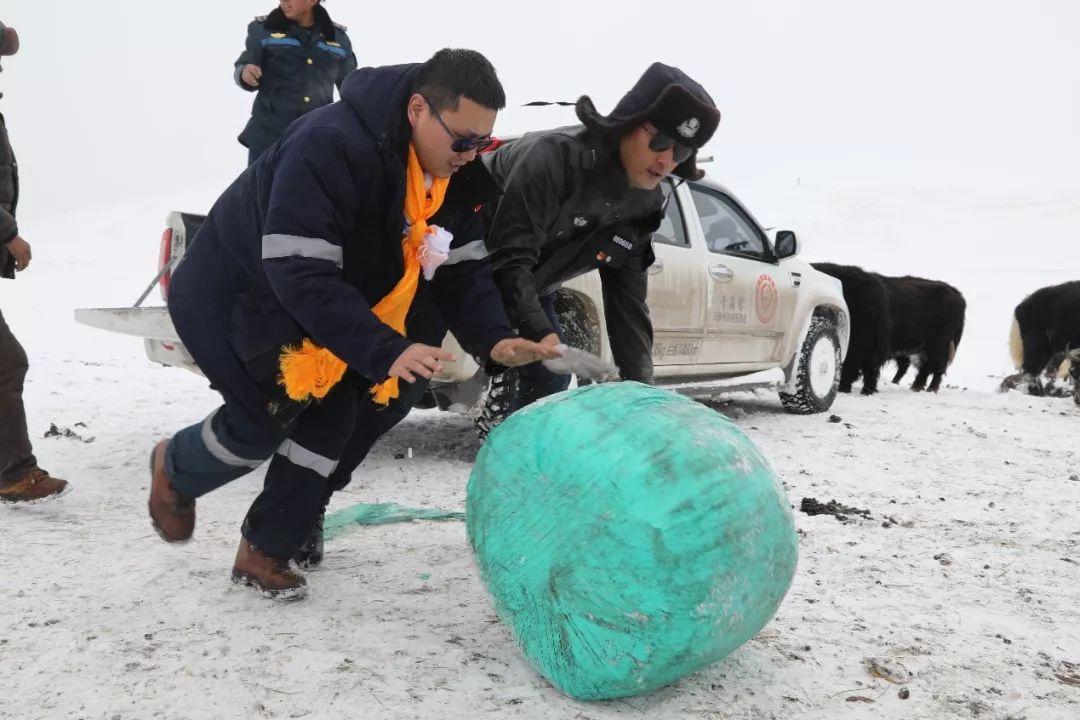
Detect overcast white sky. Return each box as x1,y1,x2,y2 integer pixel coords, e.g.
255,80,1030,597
3,0,1080,222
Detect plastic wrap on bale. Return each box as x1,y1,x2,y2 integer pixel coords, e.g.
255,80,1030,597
466,382,798,701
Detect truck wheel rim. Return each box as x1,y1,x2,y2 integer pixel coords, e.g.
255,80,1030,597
809,336,837,398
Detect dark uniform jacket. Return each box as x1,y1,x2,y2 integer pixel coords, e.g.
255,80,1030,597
0,112,18,279
234,6,357,157
481,126,662,382
170,63,514,428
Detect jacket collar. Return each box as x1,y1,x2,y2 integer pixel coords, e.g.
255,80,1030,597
340,64,502,206
262,5,337,40
339,64,501,267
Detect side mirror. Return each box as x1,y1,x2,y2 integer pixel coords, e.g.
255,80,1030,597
775,230,799,259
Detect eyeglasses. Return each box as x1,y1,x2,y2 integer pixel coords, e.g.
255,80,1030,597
422,95,494,154
644,125,694,164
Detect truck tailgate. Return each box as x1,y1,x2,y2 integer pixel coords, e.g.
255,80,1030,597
74,307,478,383
74,307,180,341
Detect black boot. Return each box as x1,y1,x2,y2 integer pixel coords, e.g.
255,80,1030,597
293,506,325,568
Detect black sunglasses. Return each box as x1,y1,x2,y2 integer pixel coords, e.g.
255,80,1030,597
422,95,495,154
645,125,694,164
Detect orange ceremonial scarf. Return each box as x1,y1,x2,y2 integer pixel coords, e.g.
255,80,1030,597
277,143,449,406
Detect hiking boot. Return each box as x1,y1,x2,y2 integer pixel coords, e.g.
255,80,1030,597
232,539,308,601
0,468,69,503
293,506,325,569
147,439,195,543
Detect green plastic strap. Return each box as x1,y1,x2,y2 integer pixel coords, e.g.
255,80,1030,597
323,502,465,540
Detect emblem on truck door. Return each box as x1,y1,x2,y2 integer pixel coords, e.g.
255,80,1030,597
755,274,778,324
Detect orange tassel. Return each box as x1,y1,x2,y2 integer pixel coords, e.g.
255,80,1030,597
369,377,400,405
276,144,449,405
278,339,348,402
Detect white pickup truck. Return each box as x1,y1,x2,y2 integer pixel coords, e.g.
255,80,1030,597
76,175,849,430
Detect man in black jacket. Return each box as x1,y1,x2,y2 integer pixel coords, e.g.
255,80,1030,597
478,63,719,420
235,1,358,164
148,49,555,599
0,20,71,504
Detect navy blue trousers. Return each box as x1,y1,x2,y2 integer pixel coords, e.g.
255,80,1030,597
166,372,427,560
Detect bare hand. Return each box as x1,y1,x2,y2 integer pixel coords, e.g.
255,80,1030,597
7,235,31,271
389,343,456,383
241,64,262,87
490,337,563,367
539,333,562,348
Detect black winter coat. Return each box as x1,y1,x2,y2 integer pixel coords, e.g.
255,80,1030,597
481,126,662,381
0,112,18,279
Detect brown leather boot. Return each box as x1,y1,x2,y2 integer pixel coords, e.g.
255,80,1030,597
147,440,195,543
0,468,69,503
232,539,308,601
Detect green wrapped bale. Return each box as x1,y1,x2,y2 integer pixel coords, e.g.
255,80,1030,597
466,383,798,701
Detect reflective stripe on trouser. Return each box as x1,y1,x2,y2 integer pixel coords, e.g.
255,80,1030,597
241,378,360,560
245,376,433,559
167,366,430,559
322,376,430,501
166,404,291,501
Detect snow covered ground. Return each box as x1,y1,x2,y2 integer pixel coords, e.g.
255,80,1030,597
2,183,1078,720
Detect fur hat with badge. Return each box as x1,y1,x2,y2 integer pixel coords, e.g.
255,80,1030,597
576,62,720,180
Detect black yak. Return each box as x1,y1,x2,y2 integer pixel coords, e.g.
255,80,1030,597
876,274,966,393
1002,281,1080,403
811,263,892,395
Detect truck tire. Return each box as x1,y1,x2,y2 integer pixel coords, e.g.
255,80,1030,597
475,368,519,441
474,295,600,441
779,315,841,414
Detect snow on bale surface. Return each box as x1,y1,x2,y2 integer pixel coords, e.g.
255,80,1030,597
466,382,798,701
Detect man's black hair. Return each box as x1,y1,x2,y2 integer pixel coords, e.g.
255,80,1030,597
414,48,506,113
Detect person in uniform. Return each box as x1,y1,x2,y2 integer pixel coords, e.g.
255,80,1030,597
234,0,357,164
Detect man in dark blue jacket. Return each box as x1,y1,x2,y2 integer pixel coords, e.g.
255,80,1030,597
235,1,357,165
149,49,555,600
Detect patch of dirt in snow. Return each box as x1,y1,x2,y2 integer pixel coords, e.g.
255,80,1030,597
800,497,872,523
